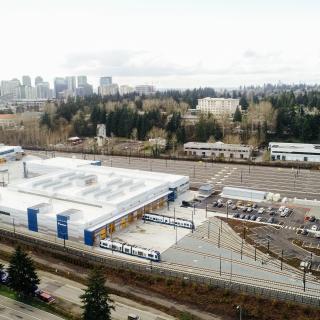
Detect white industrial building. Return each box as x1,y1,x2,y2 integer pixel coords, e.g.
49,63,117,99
221,187,267,202
269,142,320,163
184,141,252,160
0,157,189,246
0,145,23,161
196,97,240,116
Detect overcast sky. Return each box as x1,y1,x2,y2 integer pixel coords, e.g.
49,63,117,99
1,0,320,88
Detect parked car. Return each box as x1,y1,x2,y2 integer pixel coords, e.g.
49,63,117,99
309,216,316,222
250,215,257,221
233,213,240,218
301,229,308,236
267,217,275,224
181,200,191,207
231,205,237,210
128,315,141,320
280,211,287,217
0,271,9,284
279,206,286,212
242,207,248,212
311,225,318,231
253,203,258,209
256,217,263,222
239,213,245,219
258,208,265,214
267,206,273,212
245,214,251,220
269,211,275,216
246,202,253,207
212,201,218,207
227,200,233,205
247,207,253,213
237,201,243,206
217,202,224,208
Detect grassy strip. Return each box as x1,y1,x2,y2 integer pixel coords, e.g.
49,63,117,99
0,284,80,319
1,235,320,320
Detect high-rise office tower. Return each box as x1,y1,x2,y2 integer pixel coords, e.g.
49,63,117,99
100,76,112,87
35,76,43,86
36,82,51,99
22,75,31,87
77,76,87,86
66,76,76,93
54,77,68,98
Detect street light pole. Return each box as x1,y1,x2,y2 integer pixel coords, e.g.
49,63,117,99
192,204,195,233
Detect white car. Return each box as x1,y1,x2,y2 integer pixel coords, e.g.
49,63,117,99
227,200,233,205
278,206,286,212
280,210,288,217
258,208,265,214
256,217,263,222
311,225,318,231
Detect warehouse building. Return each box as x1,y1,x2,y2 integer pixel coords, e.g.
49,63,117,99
0,157,189,246
269,142,320,163
184,141,252,160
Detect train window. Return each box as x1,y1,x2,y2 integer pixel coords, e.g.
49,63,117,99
148,254,154,258
138,251,143,256
124,248,130,253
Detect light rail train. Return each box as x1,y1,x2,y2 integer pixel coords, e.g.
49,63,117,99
142,212,194,230
99,238,160,262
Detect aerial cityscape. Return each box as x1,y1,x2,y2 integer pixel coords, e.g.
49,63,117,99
1,1,320,320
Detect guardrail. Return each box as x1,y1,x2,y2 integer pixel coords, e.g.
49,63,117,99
0,227,319,307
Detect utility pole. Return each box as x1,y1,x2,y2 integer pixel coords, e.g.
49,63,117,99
174,207,176,229
205,203,208,218
280,249,283,270
226,202,229,221
240,239,243,260
254,243,257,261
219,254,222,276
207,220,210,238
218,228,221,248
175,222,178,245
303,266,306,292
240,170,243,184
192,204,195,233
12,218,15,236
243,227,246,240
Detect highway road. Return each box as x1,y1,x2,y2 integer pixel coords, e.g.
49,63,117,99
0,295,63,320
0,260,174,320
26,150,320,200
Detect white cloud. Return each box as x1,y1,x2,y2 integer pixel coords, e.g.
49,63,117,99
0,0,320,88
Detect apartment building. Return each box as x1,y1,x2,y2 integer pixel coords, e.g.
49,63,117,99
196,97,240,116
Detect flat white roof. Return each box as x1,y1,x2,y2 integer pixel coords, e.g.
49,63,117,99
0,187,111,227
269,142,320,154
184,141,252,149
5,157,189,229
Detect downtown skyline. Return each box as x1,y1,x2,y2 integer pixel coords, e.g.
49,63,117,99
1,0,320,89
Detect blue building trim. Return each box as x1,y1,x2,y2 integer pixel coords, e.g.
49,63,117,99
57,214,69,240
27,208,39,232
84,229,94,246
168,187,177,202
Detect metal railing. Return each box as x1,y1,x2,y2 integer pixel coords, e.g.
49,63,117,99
0,227,319,307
